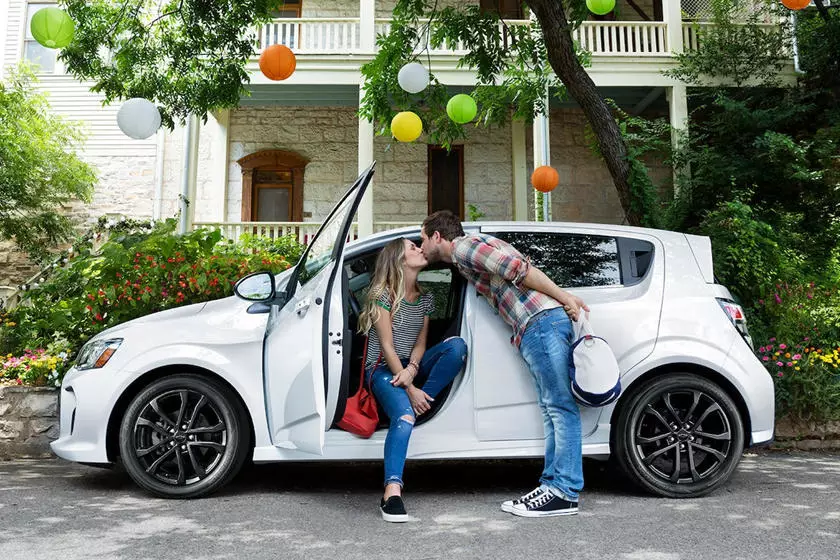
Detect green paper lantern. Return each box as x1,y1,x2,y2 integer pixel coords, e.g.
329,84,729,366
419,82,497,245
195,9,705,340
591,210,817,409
586,0,616,16
30,7,75,49
446,94,478,124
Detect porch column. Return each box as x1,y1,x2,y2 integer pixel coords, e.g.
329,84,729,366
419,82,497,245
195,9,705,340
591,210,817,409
667,84,689,195
511,119,528,221
662,0,684,55
360,0,375,53
532,106,551,222
178,114,200,234
208,109,231,223
357,86,375,238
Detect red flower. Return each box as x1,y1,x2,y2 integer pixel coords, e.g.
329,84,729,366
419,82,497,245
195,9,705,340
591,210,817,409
116,272,122,278
95,313,103,321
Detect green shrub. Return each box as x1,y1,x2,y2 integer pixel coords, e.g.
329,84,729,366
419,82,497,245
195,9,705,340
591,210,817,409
0,218,304,385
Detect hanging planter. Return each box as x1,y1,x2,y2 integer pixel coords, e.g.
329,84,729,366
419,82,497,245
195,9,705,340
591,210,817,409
446,94,478,124
116,98,162,140
531,165,559,193
259,44,297,81
397,62,429,94
391,111,423,142
586,0,616,16
30,7,75,49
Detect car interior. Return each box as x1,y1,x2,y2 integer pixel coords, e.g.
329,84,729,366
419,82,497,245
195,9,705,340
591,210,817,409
333,240,467,430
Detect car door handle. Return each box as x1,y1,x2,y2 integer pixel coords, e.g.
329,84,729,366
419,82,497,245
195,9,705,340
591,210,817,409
331,338,342,345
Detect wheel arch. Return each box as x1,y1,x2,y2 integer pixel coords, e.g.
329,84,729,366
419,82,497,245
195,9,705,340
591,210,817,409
609,362,752,449
105,364,256,462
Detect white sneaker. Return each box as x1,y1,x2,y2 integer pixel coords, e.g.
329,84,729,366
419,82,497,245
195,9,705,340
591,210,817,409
510,489,579,518
500,487,543,513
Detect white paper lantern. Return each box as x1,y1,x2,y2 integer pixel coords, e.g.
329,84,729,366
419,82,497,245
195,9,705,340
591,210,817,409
117,98,161,139
397,62,429,94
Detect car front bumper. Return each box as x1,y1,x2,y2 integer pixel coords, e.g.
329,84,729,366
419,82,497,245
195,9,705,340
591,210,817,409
50,366,119,464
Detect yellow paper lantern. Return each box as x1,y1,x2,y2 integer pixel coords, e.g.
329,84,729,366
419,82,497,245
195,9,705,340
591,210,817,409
391,111,423,142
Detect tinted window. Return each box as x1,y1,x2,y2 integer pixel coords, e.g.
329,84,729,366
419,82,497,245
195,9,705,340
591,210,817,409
494,232,621,287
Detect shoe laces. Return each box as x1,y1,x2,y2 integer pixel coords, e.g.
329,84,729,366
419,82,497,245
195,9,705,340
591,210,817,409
527,490,554,508
518,487,543,503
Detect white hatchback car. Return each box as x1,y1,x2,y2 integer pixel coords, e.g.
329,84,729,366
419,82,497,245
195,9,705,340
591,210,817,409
51,165,774,499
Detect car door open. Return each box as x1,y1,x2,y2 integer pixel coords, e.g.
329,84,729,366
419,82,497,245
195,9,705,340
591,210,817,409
262,164,375,455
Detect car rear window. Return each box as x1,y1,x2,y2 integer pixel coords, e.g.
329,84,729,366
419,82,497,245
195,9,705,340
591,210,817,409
493,232,652,288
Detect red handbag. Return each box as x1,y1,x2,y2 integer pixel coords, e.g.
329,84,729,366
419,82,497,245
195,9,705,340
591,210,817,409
337,339,381,438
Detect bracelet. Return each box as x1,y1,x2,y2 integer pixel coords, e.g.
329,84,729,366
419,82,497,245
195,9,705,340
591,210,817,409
408,361,419,374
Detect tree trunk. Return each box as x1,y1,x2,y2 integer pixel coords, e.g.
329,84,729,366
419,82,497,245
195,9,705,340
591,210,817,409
525,0,643,226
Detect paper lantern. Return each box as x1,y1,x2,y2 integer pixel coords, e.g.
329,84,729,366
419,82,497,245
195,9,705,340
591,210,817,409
391,111,423,142
117,98,161,140
259,44,296,81
531,165,559,193
780,0,810,10
30,7,75,49
397,62,429,94
446,94,478,124
586,0,616,16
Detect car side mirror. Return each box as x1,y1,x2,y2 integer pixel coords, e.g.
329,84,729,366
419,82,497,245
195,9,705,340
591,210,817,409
234,272,275,302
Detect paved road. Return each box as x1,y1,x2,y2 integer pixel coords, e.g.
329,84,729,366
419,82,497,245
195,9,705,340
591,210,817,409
0,451,838,560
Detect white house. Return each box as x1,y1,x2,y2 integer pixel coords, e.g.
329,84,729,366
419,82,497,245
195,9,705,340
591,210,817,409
0,0,789,282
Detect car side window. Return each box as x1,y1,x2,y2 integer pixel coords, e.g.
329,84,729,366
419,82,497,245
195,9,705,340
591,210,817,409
494,232,623,287
417,268,454,321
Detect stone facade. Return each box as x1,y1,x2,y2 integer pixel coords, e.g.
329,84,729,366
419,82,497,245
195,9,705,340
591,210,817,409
0,386,59,459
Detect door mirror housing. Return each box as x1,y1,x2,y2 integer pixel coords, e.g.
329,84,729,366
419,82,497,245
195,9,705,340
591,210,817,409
234,272,276,302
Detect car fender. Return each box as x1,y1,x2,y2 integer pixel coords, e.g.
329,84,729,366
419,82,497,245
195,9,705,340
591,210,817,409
117,343,271,448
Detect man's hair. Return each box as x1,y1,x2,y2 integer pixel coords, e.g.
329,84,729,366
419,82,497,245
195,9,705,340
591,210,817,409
422,210,465,241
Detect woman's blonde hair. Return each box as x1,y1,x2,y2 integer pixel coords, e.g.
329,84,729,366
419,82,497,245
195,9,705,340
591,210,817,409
358,238,408,335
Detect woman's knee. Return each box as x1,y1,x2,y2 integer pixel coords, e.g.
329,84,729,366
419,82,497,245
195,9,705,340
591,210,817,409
392,413,415,429
443,336,468,360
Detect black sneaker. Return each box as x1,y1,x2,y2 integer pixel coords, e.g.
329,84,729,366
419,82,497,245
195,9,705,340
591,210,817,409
510,489,579,518
500,487,543,513
380,496,409,523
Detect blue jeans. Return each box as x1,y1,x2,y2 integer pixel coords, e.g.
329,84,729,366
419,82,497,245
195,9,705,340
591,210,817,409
519,307,583,502
368,337,468,487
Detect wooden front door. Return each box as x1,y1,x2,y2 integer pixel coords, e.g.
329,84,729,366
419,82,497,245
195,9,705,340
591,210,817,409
237,150,308,222
428,145,464,219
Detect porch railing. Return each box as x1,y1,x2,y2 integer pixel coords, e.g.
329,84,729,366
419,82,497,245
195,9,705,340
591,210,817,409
259,18,674,57
193,221,418,245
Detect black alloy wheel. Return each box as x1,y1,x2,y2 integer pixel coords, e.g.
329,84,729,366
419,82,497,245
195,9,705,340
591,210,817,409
614,373,745,498
119,374,250,498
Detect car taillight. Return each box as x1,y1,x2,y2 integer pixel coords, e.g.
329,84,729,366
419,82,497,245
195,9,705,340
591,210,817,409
717,298,753,349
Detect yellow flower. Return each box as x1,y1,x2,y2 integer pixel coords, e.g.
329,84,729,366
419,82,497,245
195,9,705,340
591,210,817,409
785,353,791,358
795,367,800,371
775,352,780,357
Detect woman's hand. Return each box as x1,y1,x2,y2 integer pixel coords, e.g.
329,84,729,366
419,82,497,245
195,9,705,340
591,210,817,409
390,367,415,388
407,386,434,415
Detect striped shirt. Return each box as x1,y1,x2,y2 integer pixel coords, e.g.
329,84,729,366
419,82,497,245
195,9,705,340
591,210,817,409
451,234,559,348
365,290,434,368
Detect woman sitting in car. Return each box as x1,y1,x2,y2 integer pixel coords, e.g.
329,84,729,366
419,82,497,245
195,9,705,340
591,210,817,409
358,237,467,522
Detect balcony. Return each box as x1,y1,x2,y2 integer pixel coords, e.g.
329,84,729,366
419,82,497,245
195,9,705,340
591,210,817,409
257,18,675,57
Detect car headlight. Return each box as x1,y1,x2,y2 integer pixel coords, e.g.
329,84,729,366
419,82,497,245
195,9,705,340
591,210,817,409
75,338,123,370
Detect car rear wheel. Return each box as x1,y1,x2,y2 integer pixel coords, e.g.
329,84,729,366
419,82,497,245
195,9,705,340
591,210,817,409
119,374,250,499
614,373,745,498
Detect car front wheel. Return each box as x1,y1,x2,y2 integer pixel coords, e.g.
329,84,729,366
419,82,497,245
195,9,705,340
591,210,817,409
119,374,250,498
614,373,745,498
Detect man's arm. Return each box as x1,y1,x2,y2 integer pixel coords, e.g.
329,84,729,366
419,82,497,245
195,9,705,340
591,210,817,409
521,266,590,320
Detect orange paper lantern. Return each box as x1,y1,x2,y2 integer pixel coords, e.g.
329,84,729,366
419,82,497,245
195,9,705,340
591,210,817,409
780,0,810,10
531,165,559,193
259,44,296,80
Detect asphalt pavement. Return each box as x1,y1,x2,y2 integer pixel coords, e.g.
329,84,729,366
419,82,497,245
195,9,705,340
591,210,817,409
0,451,838,560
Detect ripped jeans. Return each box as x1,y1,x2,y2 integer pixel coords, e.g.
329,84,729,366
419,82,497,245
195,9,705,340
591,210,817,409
367,337,468,488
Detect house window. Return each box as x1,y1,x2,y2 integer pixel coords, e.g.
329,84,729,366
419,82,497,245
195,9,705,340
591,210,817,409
428,145,464,219
237,150,308,223
24,3,59,74
479,0,524,19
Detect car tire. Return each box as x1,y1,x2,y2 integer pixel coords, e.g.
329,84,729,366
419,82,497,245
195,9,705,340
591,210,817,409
119,374,250,499
614,373,745,498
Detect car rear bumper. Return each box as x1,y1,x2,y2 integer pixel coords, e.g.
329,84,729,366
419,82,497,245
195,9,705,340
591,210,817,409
722,338,776,447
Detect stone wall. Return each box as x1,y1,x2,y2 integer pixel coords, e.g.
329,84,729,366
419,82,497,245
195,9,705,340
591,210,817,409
0,387,59,459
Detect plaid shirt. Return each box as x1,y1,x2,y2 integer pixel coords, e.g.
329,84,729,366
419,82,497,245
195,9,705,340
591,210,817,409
451,234,559,348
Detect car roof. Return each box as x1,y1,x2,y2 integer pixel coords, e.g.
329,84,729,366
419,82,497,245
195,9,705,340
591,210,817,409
348,221,688,252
